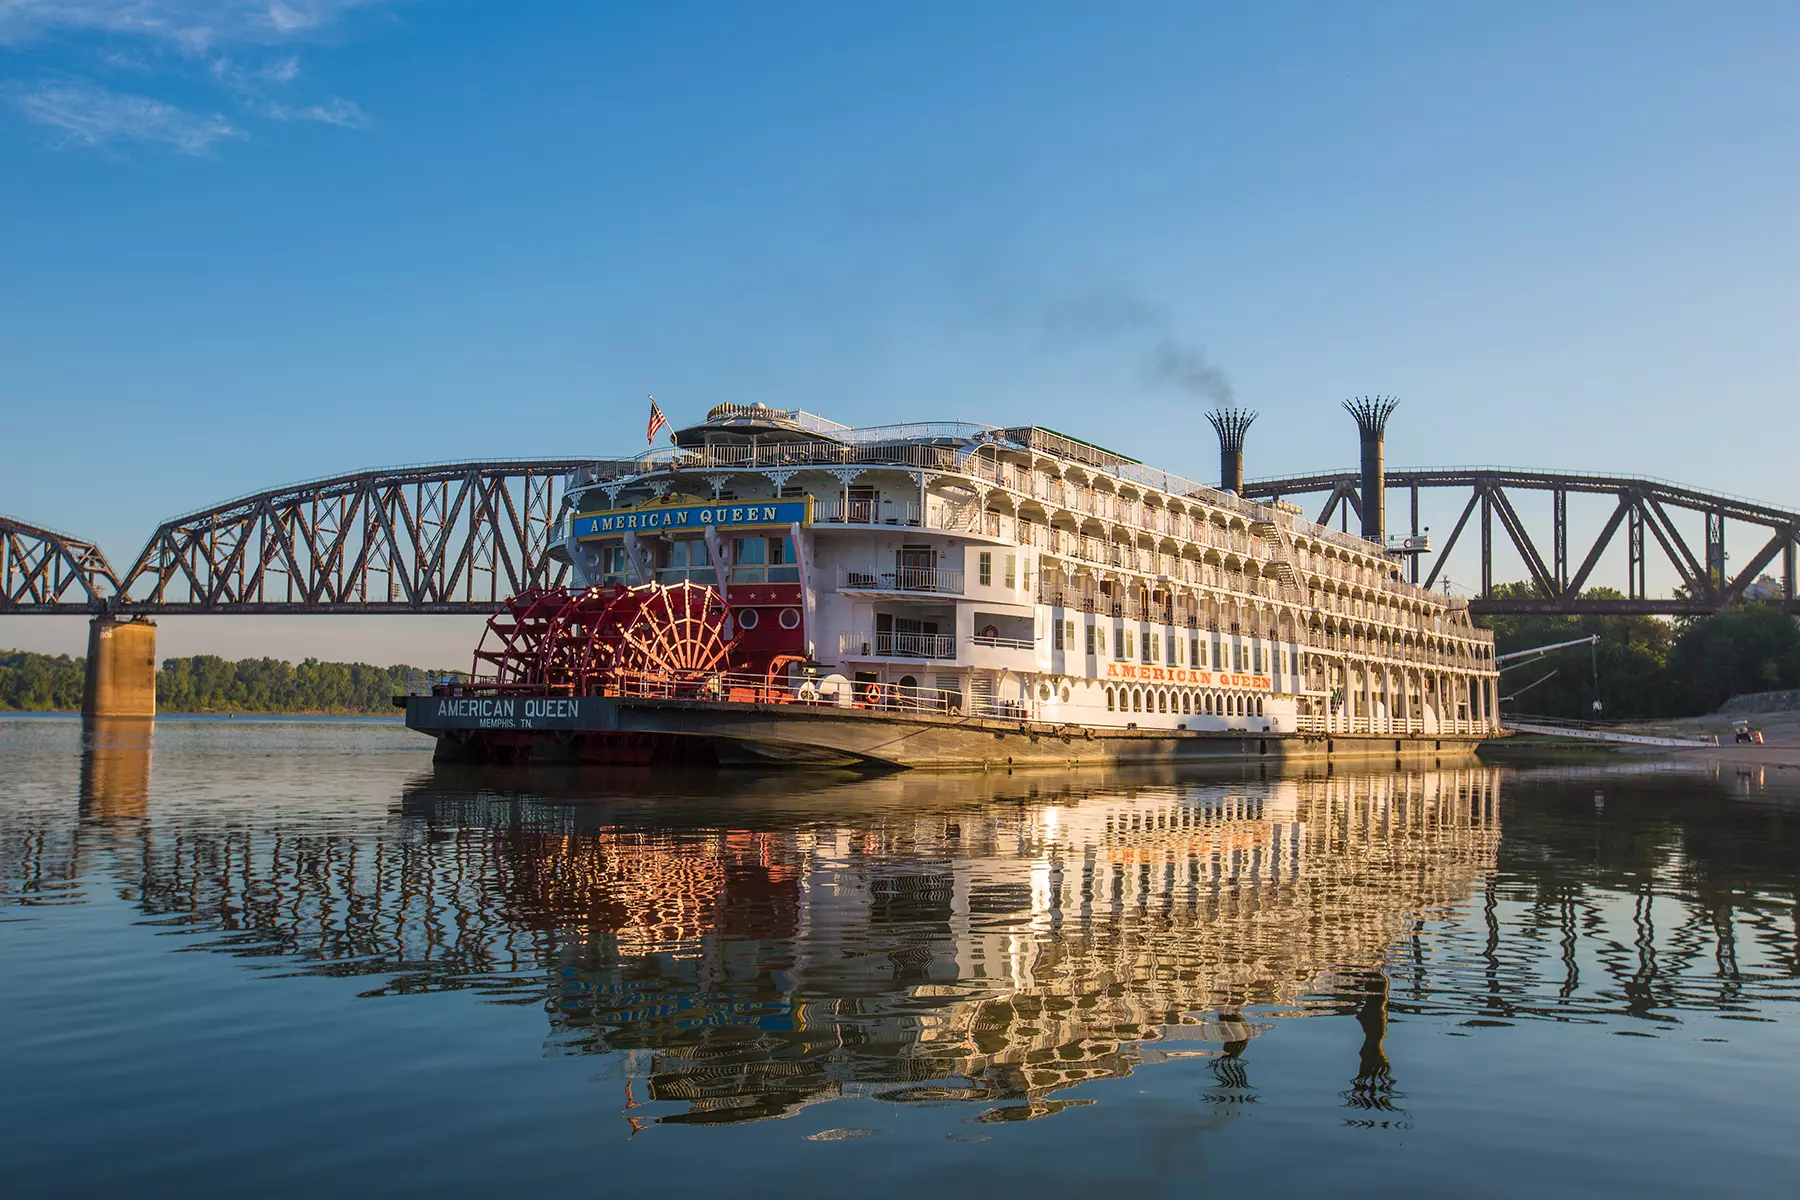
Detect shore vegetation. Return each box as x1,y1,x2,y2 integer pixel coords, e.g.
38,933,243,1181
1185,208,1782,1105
1478,584,1800,719
0,650,460,714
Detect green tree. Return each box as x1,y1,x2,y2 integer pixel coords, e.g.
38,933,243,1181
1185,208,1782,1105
0,649,461,713
0,651,86,710
1477,584,1674,718
1664,604,1800,714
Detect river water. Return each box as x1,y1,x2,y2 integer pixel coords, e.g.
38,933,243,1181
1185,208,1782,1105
3,716,1797,1197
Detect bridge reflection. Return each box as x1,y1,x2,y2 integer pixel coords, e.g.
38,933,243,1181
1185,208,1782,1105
6,745,1797,1128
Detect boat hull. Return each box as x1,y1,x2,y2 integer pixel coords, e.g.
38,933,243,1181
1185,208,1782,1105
404,695,1484,771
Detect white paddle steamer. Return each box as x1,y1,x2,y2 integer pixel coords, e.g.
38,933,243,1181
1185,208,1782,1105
409,403,1500,768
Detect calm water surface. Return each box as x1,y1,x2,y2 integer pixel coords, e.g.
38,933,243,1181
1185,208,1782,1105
3,716,1798,1197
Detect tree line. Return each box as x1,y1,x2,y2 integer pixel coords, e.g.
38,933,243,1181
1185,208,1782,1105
0,650,461,713
1479,584,1800,719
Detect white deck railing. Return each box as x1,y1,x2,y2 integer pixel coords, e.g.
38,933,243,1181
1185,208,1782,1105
837,565,965,595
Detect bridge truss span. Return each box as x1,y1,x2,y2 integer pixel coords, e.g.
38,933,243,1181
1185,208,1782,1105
106,460,594,615
2,515,123,613
1243,468,1800,616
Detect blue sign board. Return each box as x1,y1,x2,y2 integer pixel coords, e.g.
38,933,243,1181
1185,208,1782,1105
572,499,810,540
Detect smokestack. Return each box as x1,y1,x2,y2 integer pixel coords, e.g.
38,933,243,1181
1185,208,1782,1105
1342,396,1398,544
1206,407,1257,495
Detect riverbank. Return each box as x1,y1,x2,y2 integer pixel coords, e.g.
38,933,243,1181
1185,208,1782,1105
1491,708,1800,770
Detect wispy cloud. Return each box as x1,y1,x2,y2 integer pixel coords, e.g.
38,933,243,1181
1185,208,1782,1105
5,76,242,153
0,1,400,153
0,2,396,49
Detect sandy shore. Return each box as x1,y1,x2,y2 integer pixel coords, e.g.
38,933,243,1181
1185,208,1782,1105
1617,710,1800,770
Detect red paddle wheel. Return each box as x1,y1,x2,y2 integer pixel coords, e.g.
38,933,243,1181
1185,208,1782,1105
610,580,736,680
469,581,738,695
470,587,571,689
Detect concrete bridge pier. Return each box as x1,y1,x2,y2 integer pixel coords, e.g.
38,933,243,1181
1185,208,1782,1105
83,615,157,719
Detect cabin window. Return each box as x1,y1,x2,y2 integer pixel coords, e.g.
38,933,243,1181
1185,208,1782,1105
654,537,713,584
1166,635,1177,667
598,543,630,584
1142,633,1156,664
979,551,993,587
1191,636,1202,666
1004,554,1016,589
1085,624,1096,655
1052,622,1064,651
1065,619,1076,649
1122,629,1134,660
1094,626,1106,656
1253,644,1263,672
729,535,797,584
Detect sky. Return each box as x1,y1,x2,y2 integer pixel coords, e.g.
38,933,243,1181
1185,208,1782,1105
2,1,1796,666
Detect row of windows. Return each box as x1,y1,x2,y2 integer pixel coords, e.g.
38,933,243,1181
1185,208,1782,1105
594,536,799,586
1048,621,1286,672
1106,686,1266,718
975,551,1019,589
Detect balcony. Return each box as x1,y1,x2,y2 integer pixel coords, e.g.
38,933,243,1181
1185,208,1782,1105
841,630,956,659
816,498,922,526
838,565,965,595
970,633,1034,651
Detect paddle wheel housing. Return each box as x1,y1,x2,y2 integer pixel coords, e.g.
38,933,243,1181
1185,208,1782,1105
469,581,743,695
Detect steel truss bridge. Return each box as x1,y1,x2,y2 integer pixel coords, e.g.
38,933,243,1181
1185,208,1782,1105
1242,469,1800,616
4,461,1797,618
3,461,589,616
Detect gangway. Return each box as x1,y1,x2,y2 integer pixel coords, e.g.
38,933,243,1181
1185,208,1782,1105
1497,635,1598,665
1499,714,1717,749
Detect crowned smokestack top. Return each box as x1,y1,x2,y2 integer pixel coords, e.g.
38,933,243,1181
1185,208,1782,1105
1206,407,1257,495
1343,395,1398,544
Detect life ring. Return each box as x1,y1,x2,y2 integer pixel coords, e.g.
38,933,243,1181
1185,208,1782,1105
862,683,884,706
980,624,999,639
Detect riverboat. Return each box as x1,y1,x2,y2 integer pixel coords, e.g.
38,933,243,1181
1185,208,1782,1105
406,404,1501,768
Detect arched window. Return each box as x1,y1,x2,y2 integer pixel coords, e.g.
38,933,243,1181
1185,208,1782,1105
1255,696,1265,717
1106,686,1115,711
1133,688,1144,712
1158,691,1168,713
1181,693,1191,715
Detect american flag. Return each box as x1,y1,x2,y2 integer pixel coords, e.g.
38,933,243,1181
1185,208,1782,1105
646,396,669,445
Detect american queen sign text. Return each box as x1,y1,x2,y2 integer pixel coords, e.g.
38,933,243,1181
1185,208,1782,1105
1104,663,1272,691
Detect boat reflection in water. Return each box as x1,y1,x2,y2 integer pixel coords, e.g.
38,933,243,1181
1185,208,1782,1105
399,765,1500,1125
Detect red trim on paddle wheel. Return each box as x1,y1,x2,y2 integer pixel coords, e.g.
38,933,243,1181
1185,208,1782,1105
470,582,739,694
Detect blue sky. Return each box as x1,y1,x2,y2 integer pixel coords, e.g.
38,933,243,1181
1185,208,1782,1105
2,2,1796,665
